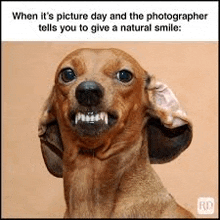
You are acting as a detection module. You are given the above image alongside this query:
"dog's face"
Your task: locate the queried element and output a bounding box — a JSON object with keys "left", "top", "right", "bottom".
{"left": 53, "top": 48, "right": 149, "bottom": 148}
{"left": 38, "top": 48, "right": 192, "bottom": 178}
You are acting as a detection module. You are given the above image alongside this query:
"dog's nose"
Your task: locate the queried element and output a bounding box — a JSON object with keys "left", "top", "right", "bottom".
{"left": 75, "top": 81, "right": 104, "bottom": 106}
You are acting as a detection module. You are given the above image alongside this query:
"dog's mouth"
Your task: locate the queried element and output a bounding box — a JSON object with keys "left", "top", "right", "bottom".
{"left": 75, "top": 112, "right": 108, "bottom": 124}
{"left": 70, "top": 110, "right": 118, "bottom": 136}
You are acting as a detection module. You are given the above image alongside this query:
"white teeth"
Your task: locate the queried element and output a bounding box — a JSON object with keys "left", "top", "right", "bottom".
{"left": 81, "top": 114, "right": 86, "bottom": 122}
{"left": 90, "top": 115, "right": 94, "bottom": 121}
{"left": 75, "top": 112, "right": 108, "bottom": 124}
{"left": 105, "top": 114, "right": 108, "bottom": 124}
{"left": 86, "top": 115, "right": 90, "bottom": 122}
{"left": 100, "top": 112, "right": 104, "bottom": 120}
{"left": 75, "top": 112, "right": 80, "bottom": 124}
{"left": 95, "top": 114, "right": 100, "bottom": 121}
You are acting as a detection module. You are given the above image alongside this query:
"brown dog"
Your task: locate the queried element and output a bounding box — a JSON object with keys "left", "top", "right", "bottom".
{"left": 38, "top": 48, "right": 194, "bottom": 218}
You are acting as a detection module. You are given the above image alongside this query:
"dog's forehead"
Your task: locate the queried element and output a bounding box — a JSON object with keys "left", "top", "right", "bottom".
{"left": 58, "top": 48, "right": 143, "bottom": 73}
{"left": 73, "top": 49, "right": 119, "bottom": 67}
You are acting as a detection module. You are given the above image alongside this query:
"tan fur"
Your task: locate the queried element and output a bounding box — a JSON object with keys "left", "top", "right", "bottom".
{"left": 39, "top": 48, "right": 194, "bottom": 218}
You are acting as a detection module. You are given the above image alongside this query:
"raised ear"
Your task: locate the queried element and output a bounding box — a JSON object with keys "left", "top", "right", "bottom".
{"left": 38, "top": 87, "right": 63, "bottom": 177}
{"left": 145, "top": 76, "right": 193, "bottom": 164}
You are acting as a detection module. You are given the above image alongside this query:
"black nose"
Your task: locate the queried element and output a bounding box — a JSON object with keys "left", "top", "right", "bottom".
{"left": 75, "top": 81, "right": 104, "bottom": 106}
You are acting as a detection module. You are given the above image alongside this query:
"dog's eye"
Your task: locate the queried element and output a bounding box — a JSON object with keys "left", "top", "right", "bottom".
{"left": 60, "top": 68, "right": 76, "bottom": 83}
{"left": 116, "top": 70, "right": 133, "bottom": 83}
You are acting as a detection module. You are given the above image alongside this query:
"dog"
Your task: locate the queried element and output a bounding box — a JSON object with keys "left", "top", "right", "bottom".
{"left": 38, "top": 48, "right": 194, "bottom": 218}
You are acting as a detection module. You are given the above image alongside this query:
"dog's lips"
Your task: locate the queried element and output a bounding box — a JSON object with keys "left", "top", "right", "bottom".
{"left": 69, "top": 110, "right": 118, "bottom": 136}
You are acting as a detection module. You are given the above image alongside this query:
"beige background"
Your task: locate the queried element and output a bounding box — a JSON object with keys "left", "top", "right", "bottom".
{"left": 2, "top": 42, "right": 218, "bottom": 218}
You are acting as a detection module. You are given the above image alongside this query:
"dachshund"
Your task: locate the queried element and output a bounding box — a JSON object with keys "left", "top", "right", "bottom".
{"left": 38, "top": 48, "right": 194, "bottom": 218}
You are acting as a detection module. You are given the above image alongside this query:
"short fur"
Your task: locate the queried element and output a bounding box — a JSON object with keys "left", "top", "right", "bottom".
{"left": 38, "top": 48, "right": 194, "bottom": 218}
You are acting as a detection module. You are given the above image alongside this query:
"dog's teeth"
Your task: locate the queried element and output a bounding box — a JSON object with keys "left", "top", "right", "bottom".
{"left": 75, "top": 113, "right": 80, "bottom": 124}
{"left": 104, "top": 113, "right": 108, "bottom": 124}
{"left": 79, "top": 113, "right": 82, "bottom": 119}
{"left": 100, "top": 112, "right": 104, "bottom": 120}
{"left": 99, "top": 112, "right": 102, "bottom": 120}
{"left": 100, "top": 112, "right": 108, "bottom": 124}
{"left": 95, "top": 114, "right": 100, "bottom": 121}
{"left": 90, "top": 115, "right": 95, "bottom": 121}
{"left": 75, "top": 112, "right": 109, "bottom": 124}
{"left": 86, "top": 115, "right": 90, "bottom": 122}
{"left": 81, "top": 114, "right": 86, "bottom": 122}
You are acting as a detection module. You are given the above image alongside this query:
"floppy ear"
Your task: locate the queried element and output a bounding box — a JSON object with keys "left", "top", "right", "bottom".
{"left": 145, "top": 76, "right": 193, "bottom": 164}
{"left": 38, "top": 87, "right": 63, "bottom": 177}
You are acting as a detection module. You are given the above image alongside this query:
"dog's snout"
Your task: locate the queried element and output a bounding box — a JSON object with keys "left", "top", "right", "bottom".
{"left": 75, "top": 81, "right": 104, "bottom": 106}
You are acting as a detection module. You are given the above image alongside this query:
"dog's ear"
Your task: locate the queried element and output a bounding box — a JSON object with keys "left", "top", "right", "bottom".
{"left": 145, "top": 75, "right": 193, "bottom": 164}
{"left": 38, "top": 87, "right": 63, "bottom": 177}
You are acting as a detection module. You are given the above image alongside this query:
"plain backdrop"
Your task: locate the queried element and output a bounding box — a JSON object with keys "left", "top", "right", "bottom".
{"left": 2, "top": 42, "right": 218, "bottom": 218}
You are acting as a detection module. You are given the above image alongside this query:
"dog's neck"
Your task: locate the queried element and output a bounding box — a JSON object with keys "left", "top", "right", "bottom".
{"left": 63, "top": 136, "right": 166, "bottom": 218}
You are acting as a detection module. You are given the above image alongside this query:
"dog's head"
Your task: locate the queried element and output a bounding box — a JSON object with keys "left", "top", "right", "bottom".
{"left": 38, "top": 48, "right": 192, "bottom": 177}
